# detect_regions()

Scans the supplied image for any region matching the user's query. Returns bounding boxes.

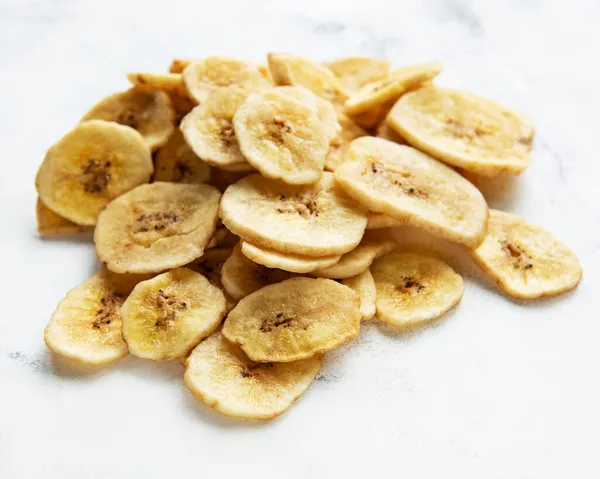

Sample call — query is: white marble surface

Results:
[1,0,599,477]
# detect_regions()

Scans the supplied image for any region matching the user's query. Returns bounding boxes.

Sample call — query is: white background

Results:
[1,0,599,478]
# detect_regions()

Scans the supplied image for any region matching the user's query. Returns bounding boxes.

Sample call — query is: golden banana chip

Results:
[325,56,390,92]
[325,114,368,172]
[95,182,221,273]
[471,210,582,299]
[153,130,211,184]
[36,198,91,237]
[222,277,361,362]
[36,120,153,226]
[342,269,377,321]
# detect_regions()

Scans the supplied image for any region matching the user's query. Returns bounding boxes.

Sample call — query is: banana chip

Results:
[240,241,341,274]
[95,182,221,273]
[325,56,390,92]
[342,269,377,321]
[221,244,294,300]
[348,100,395,129]
[153,130,211,184]
[36,198,91,237]
[222,277,361,362]
[220,172,367,256]
[372,251,464,327]
[122,268,226,360]
[334,137,488,248]
[185,332,321,420]
[82,87,175,151]
[169,58,194,74]
[471,210,582,299]
[36,120,153,226]
[387,85,534,176]
[325,114,368,171]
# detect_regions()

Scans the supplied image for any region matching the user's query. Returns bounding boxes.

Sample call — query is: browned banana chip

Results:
[36,198,91,237]
[325,56,390,92]
[95,182,221,274]
[153,130,211,184]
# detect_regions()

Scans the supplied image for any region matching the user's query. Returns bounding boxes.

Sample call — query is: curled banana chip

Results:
[95,182,221,273]
[222,277,361,362]
[153,130,211,184]
[36,198,91,237]
[122,267,226,360]
[471,210,582,299]
[325,114,368,172]
[82,87,175,151]
[334,137,488,248]
[342,269,377,321]
[387,85,534,176]
[219,172,367,256]
[185,332,321,420]
[372,251,464,327]
[240,241,341,274]
[36,120,153,226]
[221,244,294,300]
[325,56,390,92]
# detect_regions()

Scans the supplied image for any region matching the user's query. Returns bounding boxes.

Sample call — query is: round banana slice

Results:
[387,85,534,176]
[233,88,328,185]
[95,182,221,274]
[345,62,442,116]
[325,114,368,172]
[325,56,390,92]
[185,332,321,420]
[182,56,270,104]
[153,130,211,184]
[376,120,407,144]
[222,277,361,362]
[36,120,153,226]
[122,268,226,360]
[342,269,376,321]
[371,251,464,327]
[180,86,251,170]
[221,244,294,300]
[267,52,350,107]
[81,87,175,151]
[36,198,91,237]
[334,137,488,248]
[44,269,147,365]
[220,172,367,256]
[471,210,582,299]
[366,212,403,229]
[240,241,341,274]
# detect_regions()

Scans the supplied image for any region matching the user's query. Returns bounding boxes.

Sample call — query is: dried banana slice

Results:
[44,269,147,365]
[81,87,175,151]
[345,62,442,116]
[36,198,91,237]
[471,210,582,299]
[220,172,367,256]
[387,86,534,176]
[221,244,294,300]
[240,241,341,274]
[325,114,367,171]
[36,120,153,226]
[182,56,270,104]
[122,267,226,360]
[180,86,251,170]
[95,182,220,273]
[222,277,361,362]
[184,332,321,420]
[342,269,376,321]
[366,212,403,229]
[268,53,350,106]
[153,130,211,184]
[376,120,407,144]
[372,251,464,327]
[334,137,488,248]
[233,88,328,184]
[325,56,390,92]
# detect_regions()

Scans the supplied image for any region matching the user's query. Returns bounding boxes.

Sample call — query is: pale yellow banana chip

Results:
[221,244,294,300]
[240,241,341,274]
[372,251,464,327]
[325,114,367,171]
[185,332,321,420]
[36,120,153,226]
[122,268,226,360]
[222,277,361,362]
[219,172,367,256]
[334,137,488,248]
[376,119,407,144]
[233,88,328,185]
[342,269,376,321]
[95,182,221,273]
[81,87,175,151]
[471,210,582,299]
[387,85,534,176]
[366,212,403,229]
[182,56,270,104]
[169,58,195,74]
[345,62,442,116]
[153,130,211,183]
[36,197,91,237]
[325,56,390,92]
